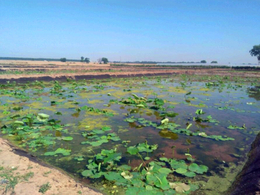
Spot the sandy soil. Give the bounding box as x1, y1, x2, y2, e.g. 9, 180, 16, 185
0, 138, 102, 195
0, 60, 109, 67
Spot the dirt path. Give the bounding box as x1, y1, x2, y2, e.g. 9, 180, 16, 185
0, 138, 102, 195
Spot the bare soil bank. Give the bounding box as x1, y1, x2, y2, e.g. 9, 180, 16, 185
0, 60, 259, 83
0, 68, 259, 84
0, 137, 101, 195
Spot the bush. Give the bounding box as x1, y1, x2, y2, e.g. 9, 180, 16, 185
60, 58, 66, 62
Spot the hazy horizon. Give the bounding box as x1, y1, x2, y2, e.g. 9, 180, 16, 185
1, 0, 259, 64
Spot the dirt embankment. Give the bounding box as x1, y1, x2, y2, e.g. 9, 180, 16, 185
0, 60, 260, 83
0, 138, 101, 195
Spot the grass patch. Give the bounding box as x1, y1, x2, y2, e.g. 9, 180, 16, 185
0, 166, 34, 194
39, 182, 51, 194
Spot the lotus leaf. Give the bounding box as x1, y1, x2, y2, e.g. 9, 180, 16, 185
55, 148, 71, 156
14, 121, 24, 125
44, 151, 56, 156
127, 146, 139, 155
81, 170, 93, 177
161, 118, 169, 125
121, 171, 133, 180
44, 148, 71, 156
74, 156, 84, 161
170, 160, 187, 170
158, 168, 172, 174
61, 136, 73, 141
146, 185, 153, 190
189, 163, 208, 174
154, 176, 170, 190
125, 118, 136, 123
125, 187, 140, 195
169, 182, 190, 193
175, 167, 187, 174
183, 171, 196, 177
195, 109, 204, 115
104, 172, 122, 181
117, 165, 132, 171
37, 113, 50, 122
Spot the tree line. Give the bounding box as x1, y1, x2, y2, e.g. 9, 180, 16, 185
60, 57, 109, 64
250, 44, 260, 65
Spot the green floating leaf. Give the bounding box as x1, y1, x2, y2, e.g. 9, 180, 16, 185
104, 172, 122, 181
121, 171, 133, 180
195, 109, 204, 115
155, 176, 170, 190
14, 121, 24, 125
125, 118, 136, 123
74, 156, 84, 161
61, 136, 73, 141
146, 185, 153, 191
127, 146, 139, 155
137, 104, 145, 108
227, 125, 245, 130
117, 165, 132, 171
161, 118, 169, 125
82, 170, 94, 177
175, 168, 187, 174
125, 187, 140, 195
44, 148, 71, 156
44, 151, 56, 156
158, 168, 172, 174
55, 148, 71, 156
37, 113, 50, 122
189, 163, 208, 174
183, 171, 196, 177
170, 160, 187, 170
144, 156, 151, 161
102, 126, 112, 131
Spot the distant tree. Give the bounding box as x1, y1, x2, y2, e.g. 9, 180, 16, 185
211, 61, 218, 64
249, 44, 260, 64
60, 58, 66, 62
102, 57, 109, 64
81, 56, 84, 62
84, 58, 90, 63
200, 60, 207, 63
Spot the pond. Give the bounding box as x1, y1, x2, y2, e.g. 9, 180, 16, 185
0, 75, 259, 194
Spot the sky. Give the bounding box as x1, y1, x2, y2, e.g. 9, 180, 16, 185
0, 0, 260, 64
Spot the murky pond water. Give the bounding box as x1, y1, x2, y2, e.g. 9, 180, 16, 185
0, 75, 259, 194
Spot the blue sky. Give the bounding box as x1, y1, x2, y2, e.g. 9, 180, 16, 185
0, 0, 260, 63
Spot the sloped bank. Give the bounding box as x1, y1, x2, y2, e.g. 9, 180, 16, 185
0, 137, 102, 195
0, 68, 259, 83
227, 132, 260, 195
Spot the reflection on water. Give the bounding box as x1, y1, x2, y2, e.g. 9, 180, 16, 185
247, 86, 260, 101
